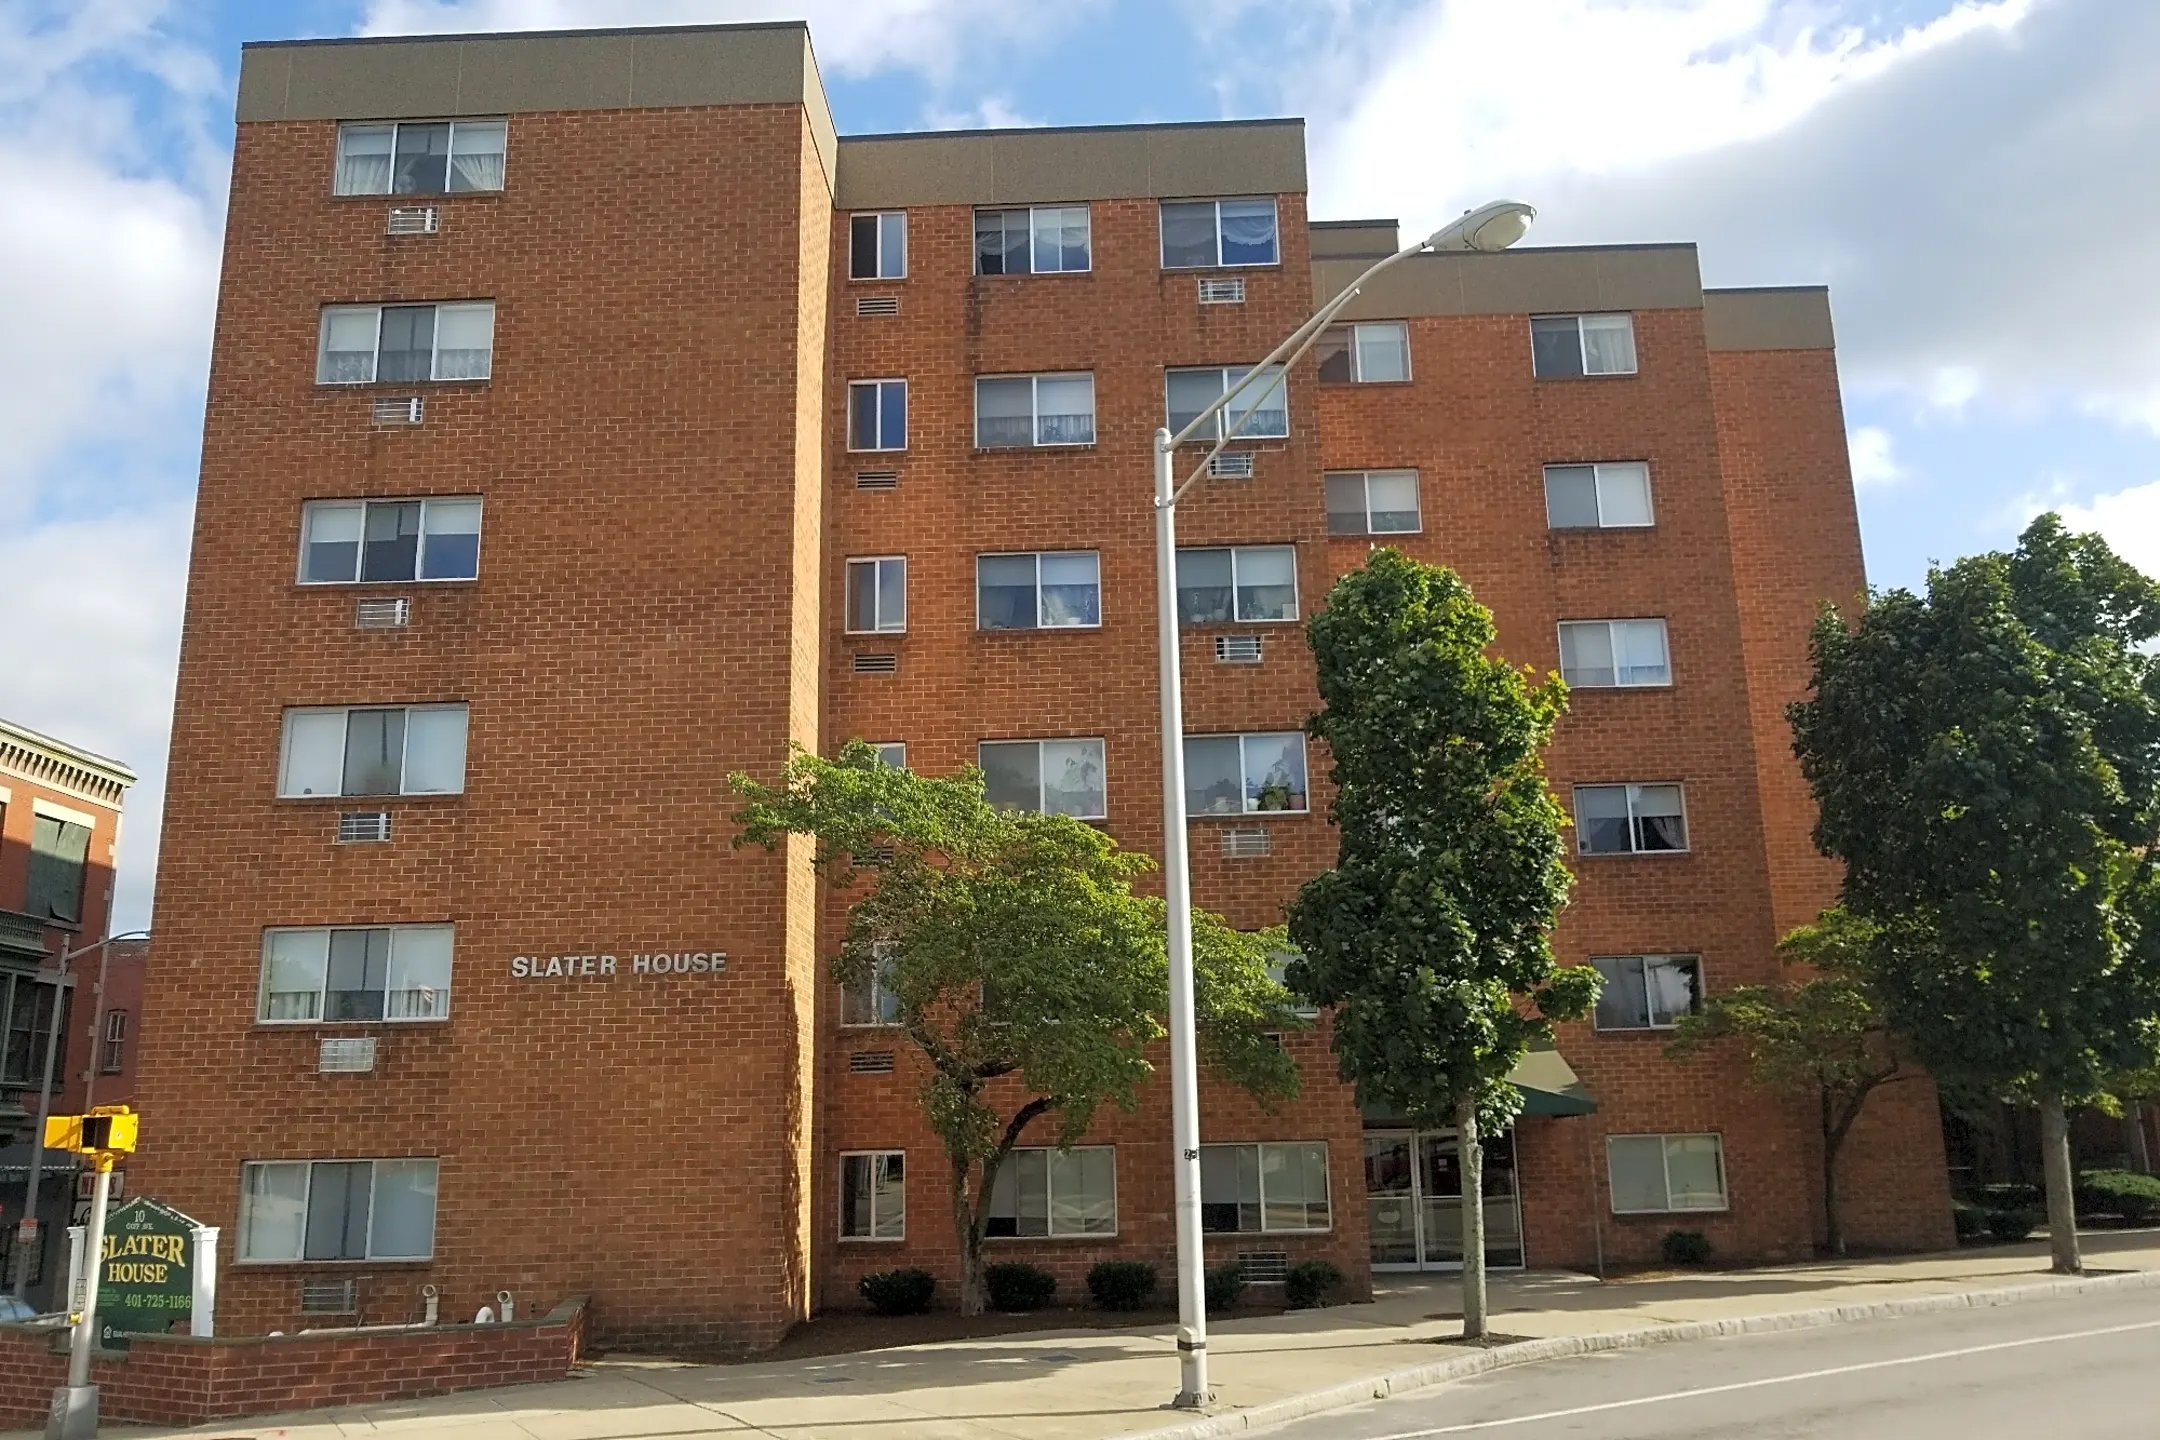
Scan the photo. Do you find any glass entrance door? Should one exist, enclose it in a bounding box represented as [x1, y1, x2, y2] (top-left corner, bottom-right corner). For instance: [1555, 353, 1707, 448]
[1366, 1127, 1524, 1270]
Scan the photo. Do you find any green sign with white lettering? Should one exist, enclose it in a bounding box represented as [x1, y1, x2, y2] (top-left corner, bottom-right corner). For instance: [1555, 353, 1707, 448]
[95, 1198, 197, 1350]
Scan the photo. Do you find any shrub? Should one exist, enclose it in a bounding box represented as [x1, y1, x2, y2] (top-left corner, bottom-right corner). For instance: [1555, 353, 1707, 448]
[2076, 1169, 2160, 1225]
[984, 1262, 1058, 1312]
[1284, 1259, 1346, 1310]
[1660, 1230, 1713, 1266]
[1205, 1263, 1247, 1312]
[1952, 1200, 1988, 1242]
[1974, 1182, 2041, 1211]
[1087, 1260, 1159, 1312]
[1984, 1208, 2037, 1242]
[859, 1268, 936, 1316]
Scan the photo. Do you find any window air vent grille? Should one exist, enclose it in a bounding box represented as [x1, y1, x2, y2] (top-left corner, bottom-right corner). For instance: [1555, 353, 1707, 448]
[1207, 451, 1256, 479]
[1239, 1251, 1290, 1284]
[1222, 827, 1272, 859]
[855, 295, 901, 317]
[317, 1037, 378, 1074]
[855, 471, 900, 491]
[337, 811, 392, 844]
[1198, 276, 1247, 305]
[853, 653, 899, 675]
[354, 597, 411, 629]
[299, 1277, 360, 1314]
[386, 205, 440, 236]
[848, 1051, 896, 1074]
[1214, 633, 1263, 664]
[371, 396, 424, 425]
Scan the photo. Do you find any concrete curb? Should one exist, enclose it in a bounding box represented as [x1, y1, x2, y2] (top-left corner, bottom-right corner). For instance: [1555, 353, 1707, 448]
[1125, 1268, 2160, 1439]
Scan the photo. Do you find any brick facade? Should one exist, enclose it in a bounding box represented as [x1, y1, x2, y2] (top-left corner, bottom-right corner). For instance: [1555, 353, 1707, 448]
[133, 22, 1950, 1356]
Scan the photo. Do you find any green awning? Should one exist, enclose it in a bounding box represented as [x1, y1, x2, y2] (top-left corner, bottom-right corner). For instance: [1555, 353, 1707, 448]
[1359, 1044, 1596, 1125]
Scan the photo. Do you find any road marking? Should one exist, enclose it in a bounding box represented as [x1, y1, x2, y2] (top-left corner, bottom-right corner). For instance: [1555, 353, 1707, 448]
[1359, 1316, 2160, 1437]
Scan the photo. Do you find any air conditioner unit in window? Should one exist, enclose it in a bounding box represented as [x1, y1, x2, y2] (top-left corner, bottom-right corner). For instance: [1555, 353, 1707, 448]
[318, 1037, 377, 1074]
[1214, 634, 1263, 664]
[354, 597, 411, 629]
[855, 470, 900, 491]
[855, 295, 901, 317]
[1198, 276, 1247, 305]
[386, 205, 440, 236]
[852, 653, 899, 675]
[299, 1277, 360, 1314]
[371, 396, 424, 425]
[1207, 451, 1256, 479]
[848, 1051, 896, 1074]
[337, 811, 392, 843]
[1238, 1251, 1290, 1284]
[1221, 827, 1272, 859]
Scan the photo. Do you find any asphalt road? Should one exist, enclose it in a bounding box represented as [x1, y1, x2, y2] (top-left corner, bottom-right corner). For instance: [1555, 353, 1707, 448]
[1258, 1286, 2160, 1439]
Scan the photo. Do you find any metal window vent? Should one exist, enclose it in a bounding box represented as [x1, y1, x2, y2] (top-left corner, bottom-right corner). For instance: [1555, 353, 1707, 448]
[1198, 276, 1247, 305]
[318, 1036, 378, 1074]
[852, 652, 899, 675]
[857, 845, 895, 867]
[371, 396, 424, 425]
[1207, 451, 1257, 479]
[1214, 633, 1264, 665]
[848, 1051, 896, 1074]
[1222, 827, 1273, 859]
[299, 1277, 360, 1314]
[855, 294, 901, 317]
[337, 811, 392, 844]
[855, 470, 900, 491]
[386, 205, 440, 236]
[1239, 1251, 1290, 1284]
[354, 597, 411, 629]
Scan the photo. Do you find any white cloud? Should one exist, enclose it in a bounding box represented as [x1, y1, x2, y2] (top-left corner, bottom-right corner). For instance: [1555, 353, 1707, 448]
[1848, 425, 1907, 488]
[2054, 480, 2160, 582]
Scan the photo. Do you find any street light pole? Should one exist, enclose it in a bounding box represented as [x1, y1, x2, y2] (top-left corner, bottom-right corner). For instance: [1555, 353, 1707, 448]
[1152, 201, 1535, 1409]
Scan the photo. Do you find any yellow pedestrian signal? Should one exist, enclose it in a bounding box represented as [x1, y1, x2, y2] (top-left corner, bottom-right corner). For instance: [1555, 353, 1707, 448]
[44, 1106, 138, 1157]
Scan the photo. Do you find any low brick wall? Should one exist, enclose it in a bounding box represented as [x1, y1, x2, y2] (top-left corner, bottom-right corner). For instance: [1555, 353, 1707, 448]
[0, 1294, 586, 1428]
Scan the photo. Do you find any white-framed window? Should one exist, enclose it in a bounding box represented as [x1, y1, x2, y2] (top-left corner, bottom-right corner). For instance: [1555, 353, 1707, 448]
[334, 119, 506, 195]
[1176, 545, 1298, 624]
[1165, 365, 1288, 441]
[1592, 954, 1703, 1031]
[844, 556, 907, 634]
[1200, 1142, 1330, 1233]
[1185, 732, 1309, 816]
[1574, 783, 1689, 855]
[238, 1158, 438, 1261]
[840, 1152, 906, 1240]
[977, 551, 1101, 630]
[871, 742, 907, 769]
[1160, 198, 1279, 269]
[1544, 462, 1653, 529]
[975, 205, 1091, 275]
[847, 379, 908, 452]
[1607, 1134, 1727, 1213]
[1324, 471, 1421, 535]
[986, 1146, 1117, 1237]
[100, 1010, 127, 1074]
[1532, 313, 1638, 377]
[317, 302, 494, 385]
[1558, 619, 1671, 688]
[975, 373, 1097, 448]
[259, 925, 454, 1023]
[1315, 321, 1409, 383]
[849, 211, 906, 280]
[1265, 949, 1321, 1019]
[278, 705, 468, 798]
[299, 497, 482, 584]
[841, 943, 902, 1027]
[978, 738, 1107, 820]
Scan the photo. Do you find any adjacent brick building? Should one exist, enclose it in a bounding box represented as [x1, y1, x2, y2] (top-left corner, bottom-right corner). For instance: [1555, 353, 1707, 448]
[136, 21, 1953, 1352]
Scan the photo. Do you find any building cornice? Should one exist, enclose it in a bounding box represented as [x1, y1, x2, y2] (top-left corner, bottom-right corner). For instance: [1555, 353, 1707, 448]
[0, 719, 135, 810]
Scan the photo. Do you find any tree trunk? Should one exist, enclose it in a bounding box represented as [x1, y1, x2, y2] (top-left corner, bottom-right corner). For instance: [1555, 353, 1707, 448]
[2039, 1095, 2082, 1275]
[953, 1158, 987, 1315]
[2124, 1105, 2152, 1175]
[1457, 1096, 1488, 1341]
[1820, 1087, 1846, 1258]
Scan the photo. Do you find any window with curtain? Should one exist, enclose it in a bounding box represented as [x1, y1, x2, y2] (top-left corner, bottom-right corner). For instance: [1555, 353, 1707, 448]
[259, 925, 454, 1023]
[977, 739, 1107, 820]
[975, 374, 1096, 447]
[986, 1147, 1117, 1236]
[1175, 545, 1298, 624]
[1558, 619, 1671, 688]
[840, 944, 902, 1027]
[1164, 366, 1288, 441]
[840, 1153, 906, 1239]
[1199, 1142, 1331, 1234]
[316, 303, 495, 384]
[300, 497, 482, 584]
[335, 119, 507, 196]
[1183, 732, 1309, 815]
[847, 379, 908, 451]
[278, 705, 469, 798]
[1607, 1134, 1726, 1213]
[1159, 198, 1279, 268]
[25, 813, 91, 922]
[976, 551, 1101, 630]
[238, 1159, 438, 1261]
[1574, 783, 1689, 855]
[1544, 462, 1654, 528]
[1592, 955, 1703, 1030]
[1324, 471, 1421, 535]
[1532, 313, 1638, 377]
[974, 205, 1091, 274]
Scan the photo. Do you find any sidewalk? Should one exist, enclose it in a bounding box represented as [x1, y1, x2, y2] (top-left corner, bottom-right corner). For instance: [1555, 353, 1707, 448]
[63, 1230, 2160, 1440]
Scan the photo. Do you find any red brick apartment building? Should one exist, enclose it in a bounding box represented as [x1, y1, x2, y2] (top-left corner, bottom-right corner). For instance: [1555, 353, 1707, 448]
[136, 21, 1954, 1350]
[0, 718, 138, 1307]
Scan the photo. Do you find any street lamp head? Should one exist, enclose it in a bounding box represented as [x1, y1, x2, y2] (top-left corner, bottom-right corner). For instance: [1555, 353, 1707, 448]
[1423, 200, 1536, 254]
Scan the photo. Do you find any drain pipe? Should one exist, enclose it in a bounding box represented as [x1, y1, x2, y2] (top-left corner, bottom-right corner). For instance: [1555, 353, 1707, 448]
[496, 1290, 515, 1323]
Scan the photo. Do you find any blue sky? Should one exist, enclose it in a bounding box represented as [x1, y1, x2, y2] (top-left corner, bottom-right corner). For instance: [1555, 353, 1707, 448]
[4, 0, 2157, 930]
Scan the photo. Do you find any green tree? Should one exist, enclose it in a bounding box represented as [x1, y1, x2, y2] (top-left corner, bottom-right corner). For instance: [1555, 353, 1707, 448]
[732, 742, 1303, 1314]
[1668, 907, 1914, 1256]
[1790, 515, 2160, 1274]
[1286, 550, 1594, 1339]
